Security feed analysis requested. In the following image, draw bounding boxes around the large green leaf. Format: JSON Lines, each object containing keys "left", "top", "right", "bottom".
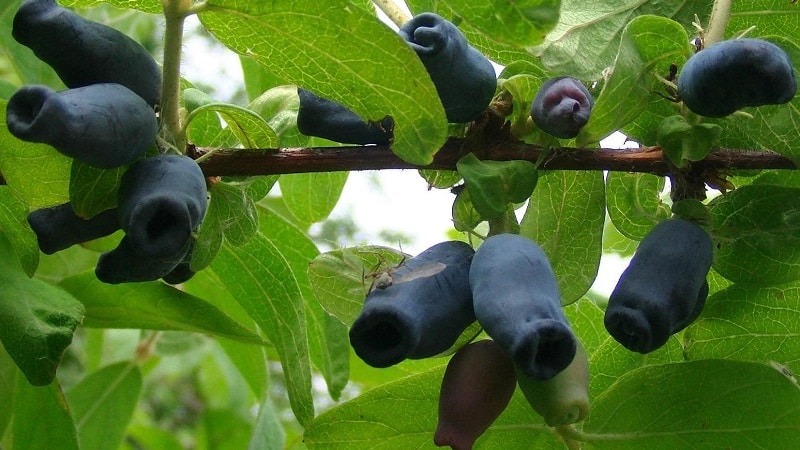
{"left": 535, "top": 0, "right": 713, "bottom": 80}
{"left": 69, "top": 162, "right": 124, "bottom": 218}
{"left": 0, "top": 101, "right": 71, "bottom": 208}
{"left": 709, "top": 185, "right": 800, "bottom": 286}
{"left": 198, "top": 1, "right": 448, "bottom": 165}
{"left": 605, "top": 172, "right": 669, "bottom": 241}
{"left": 12, "top": 379, "right": 79, "bottom": 450}
{"left": 211, "top": 233, "right": 314, "bottom": 426}
{"left": 583, "top": 360, "right": 800, "bottom": 448}
{"left": 59, "top": 271, "right": 266, "bottom": 345}
{"left": 259, "top": 206, "right": 350, "bottom": 401}
{"left": 279, "top": 172, "right": 349, "bottom": 225}
{"left": 577, "top": 15, "right": 692, "bottom": 146}
{"left": 307, "top": 245, "right": 408, "bottom": 325}
{"left": 0, "top": 347, "right": 16, "bottom": 440}
{"left": 60, "top": 0, "right": 162, "bottom": 14}
{"left": 0, "top": 187, "right": 39, "bottom": 276}
{"left": 520, "top": 170, "right": 605, "bottom": 304}
{"left": 66, "top": 362, "right": 142, "bottom": 450}
{"left": 684, "top": 283, "right": 800, "bottom": 374}
{"left": 0, "top": 237, "right": 83, "bottom": 386}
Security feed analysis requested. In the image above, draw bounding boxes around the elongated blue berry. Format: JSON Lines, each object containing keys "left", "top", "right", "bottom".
{"left": 6, "top": 84, "right": 157, "bottom": 168}
{"left": 13, "top": 0, "right": 162, "bottom": 106}
{"left": 296, "top": 88, "right": 393, "bottom": 145}
{"left": 27, "top": 203, "right": 119, "bottom": 254}
{"left": 349, "top": 241, "right": 475, "bottom": 368}
{"left": 604, "top": 218, "right": 713, "bottom": 353}
{"left": 470, "top": 233, "right": 576, "bottom": 381}
{"left": 399, "top": 13, "right": 497, "bottom": 123}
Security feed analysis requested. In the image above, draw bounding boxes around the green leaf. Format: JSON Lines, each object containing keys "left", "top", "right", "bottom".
{"left": 456, "top": 153, "right": 538, "bottom": 221}
{"left": 684, "top": 283, "right": 800, "bottom": 375}
{"left": 0, "top": 101, "right": 71, "bottom": 208}
{"left": 211, "top": 234, "right": 315, "bottom": 426}
{"left": 198, "top": 1, "right": 448, "bottom": 165}
{"left": 451, "top": 188, "right": 482, "bottom": 232}
{"left": 240, "top": 56, "right": 290, "bottom": 102}
{"left": 431, "top": 0, "right": 560, "bottom": 48}
{"left": 279, "top": 172, "right": 349, "bottom": 225}
{"left": 307, "top": 245, "right": 407, "bottom": 326}
{"left": 419, "top": 169, "right": 462, "bottom": 190}
{"left": 520, "top": 170, "right": 605, "bottom": 304}
{"left": 584, "top": 360, "right": 800, "bottom": 448}
{"left": 577, "top": 15, "right": 692, "bottom": 145}
{"left": 186, "top": 102, "right": 279, "bottom": 149}
{"left": 0, "top": 237, "right": 84, "bottom": 386}
{"left": 709, "top": 185, "right": 800, "bottom": 286}
{"left": 605, "top": 172, "right": 669, "bottom": 241}
{"left": 0, "top": 187, "right": 39, "bottom": 276}
{"left": 249, "top": 391, "right": 287, "bottom": 450}
{"left": 12, "top": 379, "right": 79, "bottom": 450}
{"left": 69, "top": 161, "right": 124, "bottom": 218}
{"left": 58, "top": 271, "right": 266, "bottom": 345}
{"left": 500, "top": 74, "right": 547, "bottom": 140}
{"left": 247, "top": 85, "right": 306, "bottom": 147}
{"left": 536, "top": 1, "right": 712, "bottom": 80}
{"left": 657, "top": 115, "right": 721, "bottom": 167}
{"left": 66, "top": 362, "right": 142, "bottom": 450}
{"left": 259, "top": 206, "right": 350, "bottom": 400}
{"left": 1, "top": 0, "right": 63, "bottom": 88}
{"left": 60, "top": 0, "right": 162, "bottom": 14}
{"left": 0, "top": 347, "right": 17, "bottom": 440}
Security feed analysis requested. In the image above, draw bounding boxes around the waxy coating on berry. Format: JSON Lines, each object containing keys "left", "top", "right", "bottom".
{"left": 6, "top": 83, "right": 157, "bottom": 169}
{"left": 296, "top": 88, "right": 393, "bottom": 145}
{"left": 399, "top": 13, "right": 497, "bottom": 123}
{"left": 13, "top": 0, "right": 162, "bottom": 106}
{"left": 349, "top": 240, "right": 475, "bottom": 368}
{"left": 27, "top": 203, "right": 120, "bottom": 255}
{"left": 470, "top": 233, "right": 577, "bottom": 381}
{"left": 678, "top": 38, "right": 797, "bottom": 117}
{"left": 604, "top": 218, "right": 713, "bottom": 353}
{"left": 531, "top": 77, "right": 594, "bottom": 139}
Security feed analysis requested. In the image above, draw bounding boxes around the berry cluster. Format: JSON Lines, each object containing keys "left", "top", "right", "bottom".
{"left": 7, "top": 0, "right": 208, "bottom": 285}
{"left": 349, "top": 235, "right": 589, "bottom": 448}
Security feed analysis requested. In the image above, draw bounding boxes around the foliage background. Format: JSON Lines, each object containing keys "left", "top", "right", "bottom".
{"left": 0, "top": 0, "right": 799, "bottom": 449}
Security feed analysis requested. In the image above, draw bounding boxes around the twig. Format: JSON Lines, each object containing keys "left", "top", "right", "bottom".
{"left": 372, "top": 0, "right": 411, "bottom": 27}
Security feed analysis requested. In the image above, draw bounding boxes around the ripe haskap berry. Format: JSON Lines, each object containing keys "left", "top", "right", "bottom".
{"left": 116, "top": 155, "right": 208, "bottom": 261}
{"left": 435, "top": 340, "right": 516, "bottom": 450}
{"left": 296, "top": 88, "right": 394, "bottom": 145}
{"left": 27, "top": 203, "right": 120, "bottom": 255}
{"left": 470, "top": 234, "right": 576, "bottom": 381}
{"left": 604, "top": 218, "right": 713, "bottom": 353}
{"left": 531, "top": 77, "right": 594, "bottom": 139}
{"left": 349, "top": 241, "right": 475, "bottom": 368}
{"left": 95, "top": 236, "right": 192, "bottom": 284}
{"left": 13, "top": 0, "right": 162, "bottom": 106}
{"left": 517, "top": 340, "right": 590, "bottom": 427}
{"left": 6, "top": 84, "right": 157, "bottom": 169}
{"left": 399, "top": 13, "right": 497, "bottom": 123}
{"left": 678, "top": 38, "right": 797, "bottom": 117}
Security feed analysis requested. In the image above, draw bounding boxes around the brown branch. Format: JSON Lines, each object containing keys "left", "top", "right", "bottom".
{"left": 192, "top": 138, "right": 797, "bottom": 177}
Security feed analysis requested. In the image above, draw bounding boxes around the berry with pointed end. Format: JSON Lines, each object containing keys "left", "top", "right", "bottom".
{"left": 530, "top": 77, "right": 594, "bottom": 139}
{"left": 517, "top": 339, "right": 590, "bottom": 427}
{"left": 6, "top": 84, "right": 157, "bottom": 168}
{"left": 399, "top": 13, "right": 497, "bottom": 123}
{"left": 604, "top": 218, "right": 713, "bottom": 353}
{"left": 116, "top": 154, "right": 208, "bottom": 260}
{"left": 349, "top": 241, "right": 476, "bottom": 368}
{"left": 470, "top": 233, "right": 576, "bottom": 381}
{"left": 678, "top": 38, "right": 797, "bottom": 118}
{"left": 435, "top": 339, "right": 516, "bottom": 450}
{"left": 27, "top": 203, "right": 119, "bottom": 254}
{"left": 13, "top": 0, "right": 162, "bottom": 106}
{"left": 296, "top": 88, "right": 393, "bottom": 145}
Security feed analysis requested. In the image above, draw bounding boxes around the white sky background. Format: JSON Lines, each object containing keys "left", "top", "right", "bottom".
{"left": 180, "top": 4, "right": 634, "bottom": 297}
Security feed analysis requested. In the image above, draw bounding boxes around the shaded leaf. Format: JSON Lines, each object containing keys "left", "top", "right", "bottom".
{"left": 69, "top": 161, "right": 123, "bottom": 218}
{"left": 59, "top": 271, "right": 266, "bottom": 345}
{"left": 279, "top": 172, "right": 349, "bottom": 225}
{"left": 605, "top": 172, "right": 669, "bottom": 241}
{"left": 0, "top": 187, "right": 39, "bottom": 276}
{"left": 12, "top": 379, "right": 79, "bottom": 450}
